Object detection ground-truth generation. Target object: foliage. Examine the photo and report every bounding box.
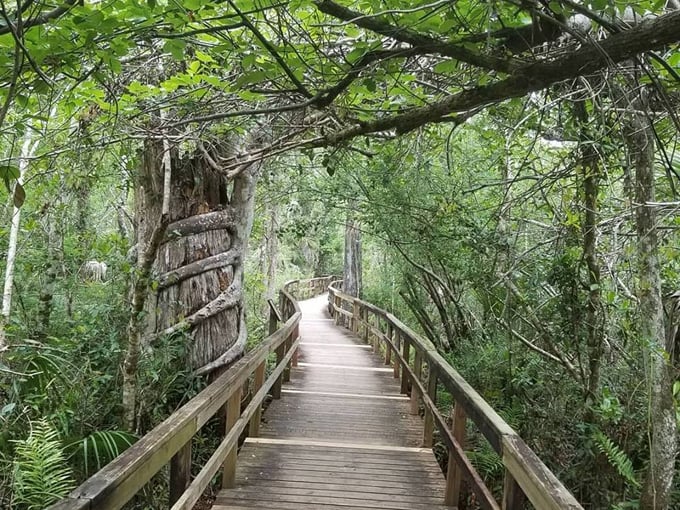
[11,419,75,509]
[0,0,677,507]
[66,430,137,478]
[593,430,640,490]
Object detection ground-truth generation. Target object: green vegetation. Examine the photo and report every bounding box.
[0,0,678,508]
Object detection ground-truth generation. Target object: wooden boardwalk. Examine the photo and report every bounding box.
[49,278,582,510]
[214,294,449,510]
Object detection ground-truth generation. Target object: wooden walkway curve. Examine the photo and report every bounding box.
[214,294,448,510]
[48,276,583,510]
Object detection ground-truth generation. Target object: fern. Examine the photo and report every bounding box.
[12,419,75,509]
[467,438,504,479]
[593,430,640,489]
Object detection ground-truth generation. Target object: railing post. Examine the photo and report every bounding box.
[292,322,300,367]
[371,314,378,353]
[169,441,192,505]
[384,323,393,366]
[334,294,341,326]
[272,344,285,400]
[409,350,422,415]
[393,329,401,379]
[352,299,360,333]
[374,317,381,353]
[221,387,242,489]
[444,404,467,506]
[248,360,266,437]
[283,332,292,383]
[423,363,437,448]
[400,338,411,394]
[362,308,369,343]
[268,304,278,336]
[502,470,527,510]
[269,300,285,399]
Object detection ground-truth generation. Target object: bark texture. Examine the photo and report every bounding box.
[122,135,262,429]
[625,109,678,510]
[2,135,37,321]
[137,138,253,370]
[343,209,362,298]
[264,202,279,304]
[575,100,604,402]
[37,214,58,339]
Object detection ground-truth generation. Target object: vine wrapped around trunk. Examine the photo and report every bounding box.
[123,135,262,430]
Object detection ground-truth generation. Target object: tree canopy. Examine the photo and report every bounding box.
[1,1,680,509]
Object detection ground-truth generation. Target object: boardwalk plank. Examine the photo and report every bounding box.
[215,294,448,510]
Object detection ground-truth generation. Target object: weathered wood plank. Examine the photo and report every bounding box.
[502,434,582,510]
[445,404,467,506]
[217,294,448,510]
[170,336,300,510]
[221,387,242,489]
[169,441,192,505]
[248,361,266,437]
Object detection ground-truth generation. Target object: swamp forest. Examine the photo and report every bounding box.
[0,0,680,509]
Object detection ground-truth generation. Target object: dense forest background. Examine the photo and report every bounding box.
[0,0,679,509]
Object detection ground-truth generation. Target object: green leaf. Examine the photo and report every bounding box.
[0,164,20,181]
[433,60,457,74]
[184,0,202,10]
[163,39,186,60]
[187,60,201,74]
[195,50,214,63]
[235,70,267,88]
[592,430,640,489]
[439,18,458,32]
[548,1,565,15]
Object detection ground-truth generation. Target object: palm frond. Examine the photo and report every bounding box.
[66,429,137,476]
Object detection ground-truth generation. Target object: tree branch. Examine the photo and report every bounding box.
[0,0,77,36]
[311,9,680,146]
[228,0,312,98]
[155,281,243,339]
[314,0,517,73]
[157,250,239,290]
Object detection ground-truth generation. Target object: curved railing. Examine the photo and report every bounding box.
[48,277,331,510]
[328,280,583,510]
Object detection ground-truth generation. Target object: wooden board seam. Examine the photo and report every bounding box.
[244,437,434,453]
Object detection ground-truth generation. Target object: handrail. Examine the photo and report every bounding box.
[48,276,332,510]
[328,280,583,510]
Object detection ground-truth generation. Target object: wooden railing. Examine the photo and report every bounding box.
[328,281,583,510]
[281,275,336,303]
[48,277,331,510]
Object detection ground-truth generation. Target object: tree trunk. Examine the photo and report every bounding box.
[498,138,516,393]
[37,213,58,339]
[264,203,279,304]
[2,134,38,325]
[123,134,262,429]
[625,107,677,510]
[343,208,362,298]
[574,100,604,402]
